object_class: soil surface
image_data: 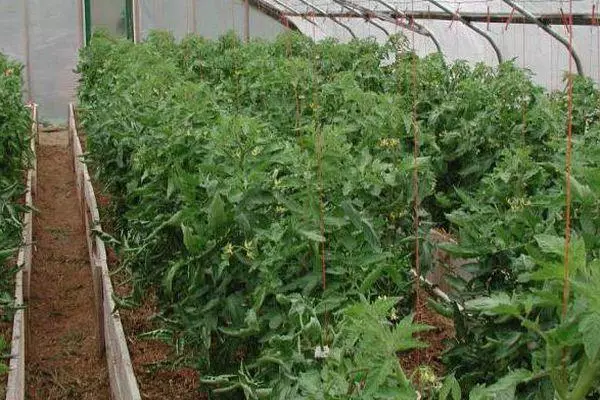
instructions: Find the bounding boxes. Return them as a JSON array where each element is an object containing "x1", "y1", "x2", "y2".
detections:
[
  {"x1": 27, "y1": 133, "x2": 109, "y2": 400},
  {"x1": 0, "y1": 320, "x2": 11, "y2": 398},
  {"x1": 106, "y1": 242, "x2": 205, "y2": 399},
  {"x1": 400, "y1": 291, "x2": 455, "y2": 377},
  {"x1": 94, "y1": 161, "x2": 204, "y2": 399}
]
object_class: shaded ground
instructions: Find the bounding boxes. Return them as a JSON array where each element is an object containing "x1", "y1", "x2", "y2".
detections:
[
  {"x1": 400, "y1": 291, "x2": 455, "y2": 378},
  {"x1": 95, "y1": 173, "x2": 204, "y2": 399},
  {"x1": 27, "y1": 133, "x2": 109, "y2": 400},
  {"x1": 106, "y1": 237, "x2": 205, "y2": 400},
  {"x1": 0, "y1": 320, "x2": 12, "y2": 398}
]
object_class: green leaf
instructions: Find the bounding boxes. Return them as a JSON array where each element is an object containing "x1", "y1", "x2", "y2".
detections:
[
  {"x1": 579, "y1": 313, "x2": 600, "y2": 361},
  {"x1": 465, "y1": 293, "x2": 520, "y2": 316},
  {"x1": 468, "y1": 369, "x2": 531, "y2": 400},
  {"x1": 570, "y1": 175, "x2": 595, "y2": 204},
  {"x1": 439, "y1": 373, "x2": 461, "y2": 400},
  {"x1": 437, "y1": 242, "x2": 481, "y2": 258},
  {"x1": 208, "y1": 193, "x2": 226, "y2": 232},
  {"x1": 296, "y1": 229, "x2": 325, "y2": 242},
  {"x1": 534, "y1": 234, "x2": 564, "y2": 257}
]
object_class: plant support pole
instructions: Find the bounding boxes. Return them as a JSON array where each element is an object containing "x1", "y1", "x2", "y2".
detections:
[{"x1": 499, "y1": 0, "x2": 583, "y2": 75}]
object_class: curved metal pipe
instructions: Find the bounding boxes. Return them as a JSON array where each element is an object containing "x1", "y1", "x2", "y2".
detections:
[
  {"x1": 331, "y1": 0, "x2": 390, "y2": 36},
  {"x1": 426, "y1": 0, "x2": 504, "y2": 64},
  {"x1": 295, "y1": 0, "x2": 358, "y2": 39},
  {"x1": 373, "y1": 0, "x2": 443, "y2": 54},
  {"x1": 267, "y1": 0, "x2": 318, "y2": 27},
  {"x1": 500, "y1": 0, "x2": 583, "y2": 74}
]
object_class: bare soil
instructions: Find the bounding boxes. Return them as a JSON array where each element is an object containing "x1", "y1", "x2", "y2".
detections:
[
  {"x1": 400, "y1": 291, "x2": 455, "y2": 377},
  {"x1": 0, "y1": 320, "x2": 12, "y2": 398},
  {"x1": 96, "y1": 185, "x2": 204, "y2": 399},
  {"x1": 26, "y1": 137, "x2": 109, "y2": 400}
]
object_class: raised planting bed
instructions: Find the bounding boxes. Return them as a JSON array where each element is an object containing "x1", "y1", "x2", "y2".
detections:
[
  {"x1": 5, "y1": 104, "x2": 37, "y2": 400},
  {"x1": 68, "y1": 104, "x2": 141, "y2": 400}
]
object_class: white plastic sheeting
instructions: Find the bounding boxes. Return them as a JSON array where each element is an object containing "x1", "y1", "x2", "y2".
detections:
[
  {"x1": 92, "y1": 0, "x2": 126, "y2": 36},
  {"x1": 290, "y1": 15, "x2": 599, "y2": 89},
  {"x1": 135, "y1": 0, "x2": 599, "y2": 90},
  {"x1": 139, "y1": 0, "x2": 284, "y2": 40},
  {"x1": 0, "y1": 0, "x2": 80, "y2": 122},
  {"x1": 0, "y1": 1, "x2": 29, "y2": 98},
  {"x1": 29, "y1": 0, "x2": 80, "y2": 121},
  {"x1": 265, "y1": 0, "x2": 596, "y2": 15},
  {"x1": 0, "y1": 0, "x2": 597, "y2": 120}
]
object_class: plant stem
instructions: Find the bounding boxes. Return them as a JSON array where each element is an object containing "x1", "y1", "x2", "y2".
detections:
[{"x1": 569, "y1": 355, "x2": 600, "y2": 400}]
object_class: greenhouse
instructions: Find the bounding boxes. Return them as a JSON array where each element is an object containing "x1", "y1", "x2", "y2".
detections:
[{"x1": 0, "y1": 0, "x2": 599, "y2": 399}]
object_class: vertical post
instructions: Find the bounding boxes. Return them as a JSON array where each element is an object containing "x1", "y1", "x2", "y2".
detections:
[
  {"x1": 133, "y1": 0, "x2": 141, "y2": 43},
  {"x1": 191, "y1": 0, "x2": 197, "y2": 34},
  {"x1": 244, "y1": 0, "x2": 250, "y2": 42},
  {"x1": 125, "y1": 0, "x2": 133, "y2": 40},
  {"x1": 77, "y1": 0, "x2": 84, "y2": 48},
  {"x1": 84, "y1": 0, "x2": 92, "y2": 45},
  {"x1": 23, "y1": 0, "x2": 33, "y2": 103}
]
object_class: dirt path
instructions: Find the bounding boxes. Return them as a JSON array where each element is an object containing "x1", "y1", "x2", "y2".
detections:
[{"x1": 27, "y1": 131, "x2": 109, "y2": 400}]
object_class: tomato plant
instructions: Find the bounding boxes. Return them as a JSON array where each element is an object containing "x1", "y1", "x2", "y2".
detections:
[
  {"x1": 0, "y1": 52, "x2": 32, "y2": 373},
  {"x1": 77, "y1": 30, "x2": 600, "y2": 399}
]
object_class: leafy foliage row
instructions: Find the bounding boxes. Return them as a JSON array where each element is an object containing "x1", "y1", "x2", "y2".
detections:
[
  {"x1": 78, "y1": 31, "x2": 430, "y2": 399},
  {"x1": 0, "y1": 53, "x2": 31, "y2": 373},
  {"x1": 77, "y1": 30, "x2": 600, "y2": 399}
]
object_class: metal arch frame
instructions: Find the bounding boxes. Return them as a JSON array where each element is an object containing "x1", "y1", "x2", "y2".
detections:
[
  {"x1": 264, "y1": 0, "x2": 319, "y2": 28},
  {"x1": 295, "y1": 0, "x2": 358, "y2": 39},
  {"x1": 331, "y1": 0, "x2": 391, "y2": 36},
  {"x1": 499, "y1": 0, "x2": 583, "y2": 75},
  {"x1": 425, "y1": 0, "x2": 504, "y2": 64},
  {"x1": 372, "y1": 0, "x2": 443, "y2": 54}
]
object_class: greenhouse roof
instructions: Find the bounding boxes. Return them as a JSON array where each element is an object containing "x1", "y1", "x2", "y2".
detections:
[{"x1": 259, "y1": 0, "x2": 596, "y2": 18}]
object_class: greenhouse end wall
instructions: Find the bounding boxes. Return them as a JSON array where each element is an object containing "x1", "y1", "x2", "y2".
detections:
[
  {"x1": 0, "y1": 0, "x2": 79, "y2": 122},
  {"x1": 140, "y1": 0, "x2": 285, "y2": 40}
]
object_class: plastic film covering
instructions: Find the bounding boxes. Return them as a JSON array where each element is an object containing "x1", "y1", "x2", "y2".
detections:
[
  {"x1": 269, "y1": 0, "x2": 600, "y2": 89},
  {"x1": 92, "y1": 0, "x2": 127, "y2": 36},
  {"x1": 0, "y1": 1, "x2": 29, "y2": 98},
  {"x1": 29, "y1": 0, "x2": 80, "y2": 122},
  {"x1": 139, "y1": 0, "x2": 284, "y2": 40},
  {"x1": 264, "y1": 0, "x2": 595, "y2": 15},
  {"x1": 0, "y1": 0, "x2": 80, "y2": 122}
]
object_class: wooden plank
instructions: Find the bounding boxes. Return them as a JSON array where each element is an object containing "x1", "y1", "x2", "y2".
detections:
[
  {"x1": 68, "y1": 104, "x2": 142, "y2": 400},
  {"x1": 6, "y1": 105, "x2": 37, "y2": 400}
]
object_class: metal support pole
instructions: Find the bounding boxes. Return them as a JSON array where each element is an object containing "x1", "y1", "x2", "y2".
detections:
[
  {"x1": 268, "y1": 0, "x2": 318, "y2": 27},
  {"x1": 356, "y1": 0, "x2": 444, "y2": 54},
  {"x1": 500, "y1": 0, "x2": 583, "y2": 74},
  {"x1": 425, "y1": 0, "x2": 503, "y2": 64},
  {"x1": 133, "y1": 0, "x2": 141, "y2": 43},
  {"x1": 84, "y1": 0, "x2": 92, "y2": 45},
  {"x1": 244, "y1": 0, "x2": 250, "y2": 42},
  {"x1": 296, "y1": 0, "x2": 357, "y2": 39},
  {"x1": 332, "y1": 0, "x2": 390, "y2": 36},
  {"x1": 125, "y1": 0, "x2": 133, "y2": 40}
]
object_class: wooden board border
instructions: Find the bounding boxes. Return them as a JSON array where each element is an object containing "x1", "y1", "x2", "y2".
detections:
[
  {"x1": 5, "y1": 104, "x2": 37, "y2": 400},
  {"x1": 68, "y1": 104, "x2": 141, "y2": 400}
]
